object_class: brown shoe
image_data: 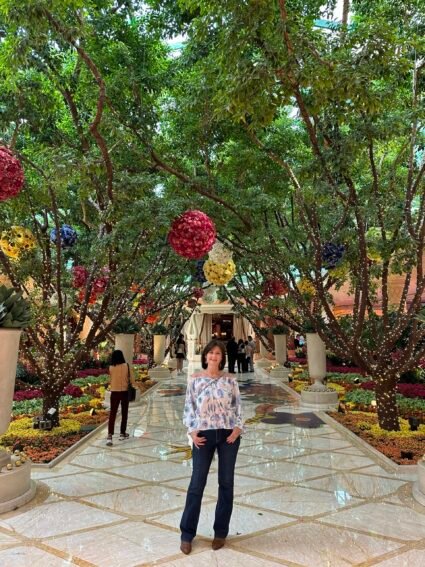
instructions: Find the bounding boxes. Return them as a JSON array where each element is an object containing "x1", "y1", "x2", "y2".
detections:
[
  {"x1": 180, "y1": 541, "x2": 192, "y2": 555},
  {"x1": 212, "y1": 537, "x2": 226, "y2": 550}
]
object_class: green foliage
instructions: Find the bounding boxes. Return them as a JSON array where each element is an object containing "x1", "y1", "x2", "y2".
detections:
[
  {"x1": 112, "y1": 318, "x2": 140, "y2": 334},
  {"x1": 272, "y1": 325, "x2": 289, "y2": 335},
  {"x1": 150, "y1": 323, "x2": 168, "y2": 335},
  {"x1": 0, "y1": 286, "x2": 32, "y2": 328}
]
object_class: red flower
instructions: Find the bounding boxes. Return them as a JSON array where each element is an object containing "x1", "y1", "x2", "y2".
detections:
[
  {"x1": 192, "y1": 287, "x2": 204, "y2": 299},
  {"x1": 263, "y1": 278, "x2": 288, "y2": 297},
  {"x1": 72, "y1": 265, "x2": 89, "y2": 288},
  {"x1": 168, "y1": 210, "x2": 216, "y2": 259},
  {"x1": 0, "y1": 146, "x2": 25, "y2": 201}
]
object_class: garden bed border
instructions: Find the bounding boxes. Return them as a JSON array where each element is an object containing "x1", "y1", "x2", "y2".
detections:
[
  {"x1": 31, "y1": 381, "x2": 160, "y2": 469},
  {"x1": 265, "y1": 369, "x2": 419, "y2": 473}
]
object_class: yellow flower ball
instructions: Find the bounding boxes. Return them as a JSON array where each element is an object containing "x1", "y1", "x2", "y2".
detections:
[
  {"x1": 0, "y1": 237, "x2": 20, "y2": 259},
  {"x1": 297, "y1": 278, "x2": 315, "y2": 297},
  {"x1": 203, "y1": 259, "x2": 236, "y2": 286},
  {"x1": 328, "y1": 263, "x2": 349, "y2": 281},
  {"x1": 10, "y1": 226, "x2": 36, "y2": 250}
]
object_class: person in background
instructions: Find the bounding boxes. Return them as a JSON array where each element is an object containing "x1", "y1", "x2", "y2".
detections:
[
  {"x1": 179, "y1": 340, "x2": 243, "y2": 555},
  {"x1": 106, "y1": 349, "x2": 137, "y2": 446},
  {"x1": 244, "y1": 340, "x2": 253, "y2": 373},
  {"x1": 237, "y1": 338, "x2": 246, "y2": 373},
  {"x1": 226, "y1": 336, "x2": 238, "y2": 373},
  {"x1": 247, "y1": 335, "x2": 256, "y2": 372},
  {"x1": 175, "y1": 333, "x2": 187, "y2": 375}
]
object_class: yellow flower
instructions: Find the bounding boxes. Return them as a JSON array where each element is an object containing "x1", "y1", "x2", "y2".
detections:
[
  {"x1": 203, "y1": 259, "x2": 236, "y2": 285},
  {"x1": 297, "y1": 278, "x2": 315, "y2": 297}
]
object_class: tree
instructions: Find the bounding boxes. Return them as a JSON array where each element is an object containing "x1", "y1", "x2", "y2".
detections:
[
  {"x1": 151, "y1": 0, "x2": 425, "y2": 430},
  {"x1": 0, "y1": 1, "x2": 194, "y2": 424}
]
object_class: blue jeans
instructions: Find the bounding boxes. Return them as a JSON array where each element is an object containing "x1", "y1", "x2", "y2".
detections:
[{"x1": 180, "y1": 429, "x2": 240, "y2": 542}]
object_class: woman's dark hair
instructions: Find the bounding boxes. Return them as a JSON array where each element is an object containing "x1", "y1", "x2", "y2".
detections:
[
  {"x1": 177, "y1": 333, "x2": 185, "y2": 344},
  {"x1": 201, "y1": 340, "x2": 226, "y2": 370},
  {"x1": 110, "y1": 349, "x2": 126, "y2": 366}
]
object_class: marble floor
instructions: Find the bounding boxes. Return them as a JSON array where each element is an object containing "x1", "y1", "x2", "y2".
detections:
[{"x1": 1, "y1": 366, "x2": 424, "y2": 566}]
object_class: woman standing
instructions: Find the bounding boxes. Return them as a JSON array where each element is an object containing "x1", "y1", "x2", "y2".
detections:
[
  {"x1": 175, "y1": 333, "x2": 187, "y2": 375},
  {"x1": 237, "y1": 338, "x2": 246, "y2": 373},
  {"x1": 179, "y1": 340, "x2": 244, "y2": 555},
  {"x1": 106, "y1": 349, "x2": 137, "y2": 446}
]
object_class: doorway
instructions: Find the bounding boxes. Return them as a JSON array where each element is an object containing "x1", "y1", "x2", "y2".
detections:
[{"x1": 212, "y1": 314, "x2": 234, "y2": 341}]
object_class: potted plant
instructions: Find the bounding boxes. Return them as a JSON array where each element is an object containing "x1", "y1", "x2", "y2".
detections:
[
  {"x1": 150, "y1": 323, "x2": 168, "y2": 365},
  {"x1": 272, "y1": 325, "x2": 289, "y2": 366},
  {"x1": 112, "y1": 317, "x2": 140, "y2": 368},
  {"x1": 0, "y1": 285, "x2": 35, "y2": 512}
]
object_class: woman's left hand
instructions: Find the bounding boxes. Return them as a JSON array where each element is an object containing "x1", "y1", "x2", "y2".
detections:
[{"x1": 226, "y1": 427, "x2": 242, "y2": 444}]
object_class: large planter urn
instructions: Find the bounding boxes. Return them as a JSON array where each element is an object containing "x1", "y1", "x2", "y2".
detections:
[
  {"x1": 0, "y1": 329, "x2": 36, "y2": 513},
  {"x1": 273, "y1": 333, "x2": 287, "y2": 366},
  {"x1": 153, "y1": 334, "x2": 166, "y2": 365},
  {"x1": 301, "y1": 332, "x2": 338, "y2": 409},
  {"x1": 115, "y1": 333, "x2": 135, "y2": 367}
]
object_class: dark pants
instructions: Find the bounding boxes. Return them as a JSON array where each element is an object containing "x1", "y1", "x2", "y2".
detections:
[
  {"x1": 180, "y1": 429, "x2": 240, "y2": 542},
  {"x1": 237, "y1": 354, "x2": 246, "y2": 373},
  {"x1": 228, "y1": 355, "x2": 236, "y2": 373},
  {"x1": 108, "y1": 391, "x2": 129, "y2": 435}
]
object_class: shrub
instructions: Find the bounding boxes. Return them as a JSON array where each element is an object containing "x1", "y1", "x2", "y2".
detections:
[{"x1": 0, "y1": 417, "x2": 81, "y2": 445}]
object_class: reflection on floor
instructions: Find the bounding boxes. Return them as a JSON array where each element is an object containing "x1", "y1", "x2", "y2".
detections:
[{"x1": 0, "y1": 365, "x2": 424, "y2": 566}]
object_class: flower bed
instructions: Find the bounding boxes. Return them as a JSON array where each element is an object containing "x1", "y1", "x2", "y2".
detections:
[
  {"x1": 3, "y1": 367, "x2": 156, "y2": 463},
  {"x1": 329, "y1": 411, "x2": 425, "y2": 465}
]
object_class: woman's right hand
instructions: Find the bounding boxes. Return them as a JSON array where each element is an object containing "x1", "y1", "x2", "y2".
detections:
[{"x1": 190, "y1": 430, "x2": 206, "y2": 448}]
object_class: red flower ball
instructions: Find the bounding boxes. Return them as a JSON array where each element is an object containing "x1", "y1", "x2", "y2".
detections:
[
  {"x1": 72, "y1": 266, "x2": 89, "y2": 288},
  {"x1": 168, "y1": 210, "x2": 216, "y2": 260},
  {"x1": 263, "y1": 278, "x2": 288, "y2": 297},
  {"x1": 0, "y1": 146, "x2": 25, "y2": 201},
  {"x1": 93, "y1": 276, "x2": 108, "y2": 294},
  {"x1": 192, "y1": 287, "x2": 204, "y2": 299}
]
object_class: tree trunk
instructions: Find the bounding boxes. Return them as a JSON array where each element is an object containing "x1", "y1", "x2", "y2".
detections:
[
  {"x1": 375, "y1": 379, "x2": 400, "y2": 431},
  {"x1": 42, "y1": 388, "x2": 61, "y2": 427}
]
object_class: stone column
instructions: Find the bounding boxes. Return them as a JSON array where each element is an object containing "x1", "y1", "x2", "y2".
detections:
[
  {"x1": 301, "y1": 332, "x2": 338, "y2": 409},
  {"x1": 115, "y1": 334, "x2": 135, "y2": 368},
  {"x1": 153, "y1": 335, "x2": 166, "y2": 365},
  {"x1": 273, "y1": 334, "x2": 287, "y2": 365}
]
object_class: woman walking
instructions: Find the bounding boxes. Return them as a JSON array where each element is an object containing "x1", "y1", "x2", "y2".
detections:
[
  {"x1": 179, "y1": 339, "x2": 244, "y2": 554},
  {"x1": 175, "y1": 333, "x2": 187, "y2": 375},
  {"x1": 106, "y1": 349, "x2": 137, "y2": 446}
]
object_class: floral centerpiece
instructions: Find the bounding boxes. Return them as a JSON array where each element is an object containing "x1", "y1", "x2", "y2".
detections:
[{"x1": 168, "y1": 210, "x2": 216, "y2": 259}]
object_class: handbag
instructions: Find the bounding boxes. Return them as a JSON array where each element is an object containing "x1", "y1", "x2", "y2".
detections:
[{"x1": 127, "y1": 363, "x2": 136, "y2": 402}]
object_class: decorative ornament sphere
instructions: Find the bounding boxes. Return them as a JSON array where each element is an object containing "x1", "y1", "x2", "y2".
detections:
[
  {"x1": 72, "y1": 265, "x2": 89, "y2": 288},
  {"x1": 10, "y1": 226, "x2": 36, "y2": 251},
  {"x1": 168, "y1": 210, "x2": 216, "y2": 259},
  {"x1": 0, "y1": 234, "x2": 20, "y2": 259},
  {"x1": 0, "y1": 146, "x2": 25, "y2": 201},
  {"x1": 263, "y1": 278, "x2": 288, "y2": 297},
  {"x1": 297, "y1": 278, "x2": 315, "y2": 298},
  {"x1": 192, "y1": 287, "x2": 204, "y2": 299},
  {"x1": 145, "y1": 313, "x2": 159, "y2": 324},
  {"x1": 194, "y1": 260, "x2": 207, "y2": 283},
  {"x1": 208, "y1": 241, "x2": 233, "y2": 264},
  {"x1": 203, "y1": 259, "x2": 236, "y2": 286},
  {"x1": 322, "y1": 242, "x2": 345, "y2": 270},
  {"x1": 50, "y1": 224, "x2": 77, "y2": 249},
  {"x1": 328, "y1": 263, "x2": 349, "y2": 281}
]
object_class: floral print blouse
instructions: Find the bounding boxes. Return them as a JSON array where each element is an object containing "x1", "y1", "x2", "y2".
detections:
[{"x1": 183, "y1": 372, "x2": 244, "y2": 433}]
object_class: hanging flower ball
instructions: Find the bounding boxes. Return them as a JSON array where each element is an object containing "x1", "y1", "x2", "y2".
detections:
[
  {"x1": 367, "y1": 248, "x2": 383, "y2": 263},
  {"x1": 297, "y1": 278, "x2": 315, "y2": 298},
  {"x1": 0, "y1": 235, "x2": 20, "y2": 259},
  {"x1": 203, "y1": 286, "x2": 218, "y2": 304},
  {"x1": 0, "y1": 146, "x2": 25, "y2": 201},
  {"x1": 328, "y1": 263, "x2": 349, "y2": 281},
  {"x1": 93, "y1": 277, "x2": 108, "y2": 294},
  {"x1": 322, "y1": 242, "x2": 345, "y2": 270},
  {"x1": 192, "y1": 287, "x2": 204, "y2": 299},
  {"x1": 78, "y1": 289, "x2": 98, "y2": 305},
  {"x1": 72, "y1": 265, "x2": 89, "y2": 288},
  {"x1": 203, "y1": 259, "x2": 236, "y2": 286},
  {"x1": 208, "y1": 241, "x2": 233, "y2": 264},
  {"x1": 50, "y1": 224, "x2": 77, "y2": 249},
  {"x1": 10, "y1": 226, "x2": 36, "y2": 251},
  {"x1": 194, "y1": 260, "x2": 207, "y2": 283},
  {"x1": 168, "y1": 210, "x2": 216, "y2": 260},
  {"x1": 263, "y1": 278, "x2": 288, "y2": 297}
]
